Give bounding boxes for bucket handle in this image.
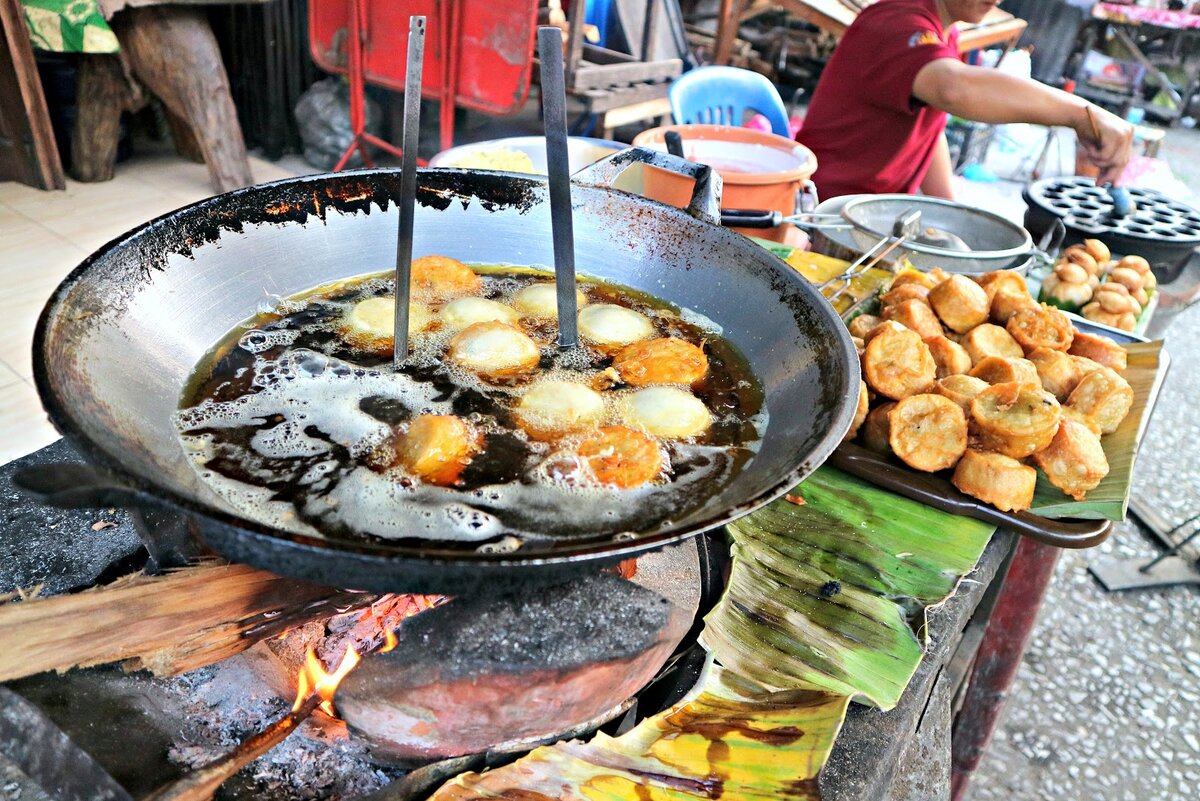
[572,146,723,227]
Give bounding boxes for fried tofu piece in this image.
[935,374,990,414]
[1068,331,1128,374]
[576,426,663,489]
[862,325,937,400]
[863,319,909,344]
[969,356,1040,387]
[1027,347,1083,402]
[842,380,870,443]
[952,448,1038,512]
[848,314,883,340]
[881,282,931,309]
[925,335,973,378]
[1067,367,1134,435]
[882,298,944,339]
[961,323,1024,364]
[970,382,1062,458]
[888,394,968,472]
[1033,418,1109,500]
[861,402,896,454]
[980,271,1036,324]
[1007,304,1075,353]
[929,275,990,333]
[890,268,937,291]
[612,337,708,387]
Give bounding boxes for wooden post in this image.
[0,0,65,189]
[71,55,129,183]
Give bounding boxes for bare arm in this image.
[913,59,1132,185]
[920,132,955,200]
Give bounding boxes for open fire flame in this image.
[292,646,361,716]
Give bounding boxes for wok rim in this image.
[31,168,859,571]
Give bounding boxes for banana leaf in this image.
[429,661,851,801]
[1029,340,1165,520]
[701,467,994,708]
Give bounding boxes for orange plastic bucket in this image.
[630,124,817,242]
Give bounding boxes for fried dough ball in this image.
[979,271,1035,324]
[970,382,1062,458]
[1083,239,1111,264]
[621,387,711,439]
[1006,304,1074,353]
[411,255,482,298]
[337,297,434,354]
[393,414,482,486]
[440,297,521,331]
[961,323,1024,364]
[511,283,589,319]
[447,321,541,380]
[929,275,990,333]
[882,298,943,339]
[861,402,897,454]
[612,337,708,387]
[863,319,909,344]
[925,335,972,378]
[890,269,936,290]
[887,394,968,472]
[576,426,663,488]
[881,283,931,308]
[843,380,870,443]
[515,380,606,439]
[1067,367,1134,435]
[952,449,1037,512]
[848,314,883,340]
[969,356,1040,387]
[1118,254,1150,275]
[1033,418,1110,501]
[578,304,656,351]
[935,374,990,414]
[1062,245,1098,275]
[862,325,937,400]
[1028,347,1083,402]
[1068,331,1128,374]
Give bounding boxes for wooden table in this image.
[713,0,1027,67]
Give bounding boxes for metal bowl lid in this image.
[1025,177,1200,244]
[840,194,1033,259]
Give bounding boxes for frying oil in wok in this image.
[174,267,765,551]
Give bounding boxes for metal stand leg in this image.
[332,0,406,172]
[1089,512,1200,591]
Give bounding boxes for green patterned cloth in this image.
[22,0,119,53]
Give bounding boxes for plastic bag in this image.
[294,78,382,170]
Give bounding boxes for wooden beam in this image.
[0,0,65,190]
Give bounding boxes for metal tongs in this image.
[821,209,922,305]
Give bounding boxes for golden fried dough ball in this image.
[848,314,883,340]
[1067,367,1134,435]
[863,319,909,344]
[890,269,936,290]
[393,415,483,486]
[411,255,483,299]
[882,298,943,339]
[1083,239,1111,264]
[612,337,708,387]
[1068,331,1128,374]
[929,274,990,333]
[511,283,588,319]
[1062,246,1098,275]
[961,323,1024,364]
[447,321,541,380]
[935,374,990,414]
[881,283,931,308]
[515,380,606,439]
[888,394,968,472]
[861,402,896,454]
[1118,254,1150,275]
[925,335,972,378]
[1033,418,1109,501]
[578,304,656,351]
[952,449,1037,512]
[843,381,870,444]
[621,387,712,439]
[338,297,434,355]
[440,297,521,331]
[969,356,1040,387]
[1027,347,1083,402]
[970,382,1062,458]
[576,426,663,489]
[862,325,937,401]
[1006,304,1074,353]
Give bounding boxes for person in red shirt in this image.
[799,0,1132,199]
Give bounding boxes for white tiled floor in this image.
[0,151,299,465]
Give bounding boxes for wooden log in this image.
[0,561,376,683]
[71,54,130,183]
[163,106,206,164]
[0,0,66,189]
[111,6,253,192]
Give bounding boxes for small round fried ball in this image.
[393,414,482,486]
[952,449,1037,512]
[511,283,589,319]
[928,274,990,333]
[612,337,708,387]
[578,304,656,351]
[447,321,541,380]
[883,298,943,339]
[1118,255,1151,275]
[970,382,1062,458]
[440,297,521,331]
[621,387,712,439]
[888,393,968,472]
[862,325,937,400]
[925,336,973,378]
[338,297,434,355]
[515,380,606,439]
[411,255,482,298]
[1033,418,1109,501]
[935,374,990,414]
[1083,239,1111,264]
[1006,304,1074,353]
[577,426,663,489]
[961,323,1024,364]
[1063,246,1098,275]
[1068,331,1128,373]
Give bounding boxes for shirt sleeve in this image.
[855,9,961,116]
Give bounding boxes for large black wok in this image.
[23,149,858,594]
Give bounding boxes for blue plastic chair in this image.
[668,66,790,137]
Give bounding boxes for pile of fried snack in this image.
[843,267,1135,513]
[1039,238,1154,332]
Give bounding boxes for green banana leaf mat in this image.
[430,468,996,800]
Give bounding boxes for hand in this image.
[1074,104,1134,186]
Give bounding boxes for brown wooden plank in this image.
[0,0,65,190]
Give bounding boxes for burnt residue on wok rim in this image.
[30,168,858,584]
